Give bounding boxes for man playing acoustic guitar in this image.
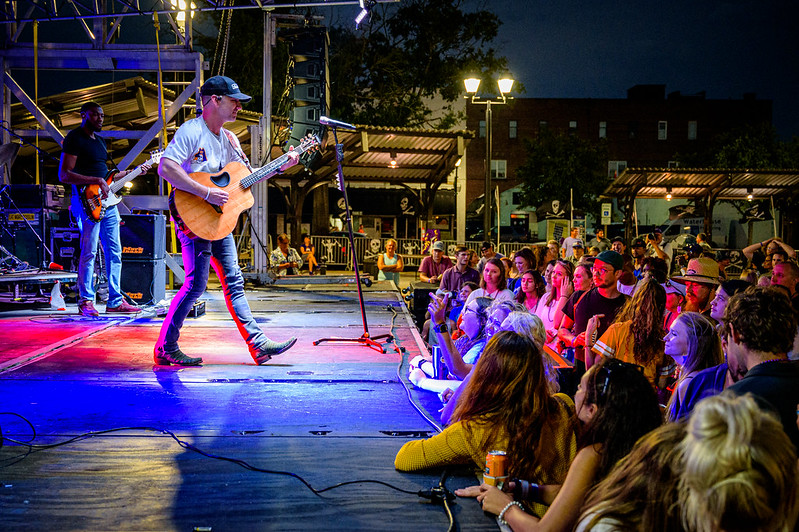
[59,101,150,317]
[153,75,299,366]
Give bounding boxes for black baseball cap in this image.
[201,76,252,103]
[631,237,646,247]
[611,236,625,243]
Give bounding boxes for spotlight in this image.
[665,186,673,201]
[389,151,397,169]
[355,0,376,28]
[746,187,754,201]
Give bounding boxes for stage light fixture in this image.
[747,187,754,201]
[123,181,133,190]
[355,0,376,28]
[665,186,673,201]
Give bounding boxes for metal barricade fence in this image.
[307,237,551,272]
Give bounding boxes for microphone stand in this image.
[314,125,392,353]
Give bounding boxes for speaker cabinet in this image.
[120,214,166,260]
[50,227,81,272]
[121,260,165,305]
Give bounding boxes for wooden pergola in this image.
[604,168,799,240]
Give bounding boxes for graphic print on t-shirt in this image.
[192,148,207,164]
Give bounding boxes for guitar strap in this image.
[221,128,253,172]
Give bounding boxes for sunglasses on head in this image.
[596,359,645,400]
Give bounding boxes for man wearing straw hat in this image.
[671,257,720,319]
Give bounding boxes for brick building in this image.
[463,84,773,221]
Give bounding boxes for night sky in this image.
[482,0,799,139]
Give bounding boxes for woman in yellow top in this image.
[460,358,663,531]
[395,331,577,514]
[587,278,668,391]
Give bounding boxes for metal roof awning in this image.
[605,168,799,201]
[278,126,470,186]
[6,76,471,191]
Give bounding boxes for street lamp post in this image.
[464,75,514,242]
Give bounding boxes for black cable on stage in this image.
[0,416,422,498]
[0,301,461,530]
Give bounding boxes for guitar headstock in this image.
[298,134,321,154]
[149,149,165,165]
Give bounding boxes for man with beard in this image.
[558,250,628,377]
[671,257,720,319]
[59,101,150,317]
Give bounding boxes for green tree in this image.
[328,0,509,128]
[516,129,610,215]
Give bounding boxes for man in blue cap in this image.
[153,75,299,366]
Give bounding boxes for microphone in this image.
[319,116,357,131]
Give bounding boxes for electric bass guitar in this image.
[170,135,320,241]
[80,150,163,222]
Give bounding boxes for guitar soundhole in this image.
[211,171,231,188]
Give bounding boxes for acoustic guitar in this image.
[170,135,320,241]
[80,150,163,222]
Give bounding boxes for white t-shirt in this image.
[465,287,515,306]
[163,116,250,174]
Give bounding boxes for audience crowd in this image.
[397,230,799,531]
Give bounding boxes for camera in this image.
[647,233,655,240]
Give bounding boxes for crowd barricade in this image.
[307,237,553,271]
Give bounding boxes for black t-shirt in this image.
[63,127,109,179]
[564,286,628,362]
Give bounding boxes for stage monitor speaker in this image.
[120,214,166,260]
[412,286,437,330]
[121,259,165,305]
[50,227,81,272]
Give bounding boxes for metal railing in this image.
[307,237,546,270]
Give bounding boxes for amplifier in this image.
[120,214,166,260]
[1,209,46,268]
[50,227,81,272]
[121,259,165,305]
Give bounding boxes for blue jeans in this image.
[74,204,124,307]
[155,231,266,355]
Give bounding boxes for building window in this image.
[491,160,507,180]
[668,160,679,168]
[509,120,518,139]
[658,121,668,140]
[688,120,698,140]
[599,121,607,138]
[479,120,486,138]
[569,120,578,135]
[608,161,627,178]
[539,120,548,133]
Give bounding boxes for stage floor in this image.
[0,277,498,531]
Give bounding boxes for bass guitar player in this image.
[59,101,150,317]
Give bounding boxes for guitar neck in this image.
[240,147,309,190]
[109,166,143,194]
